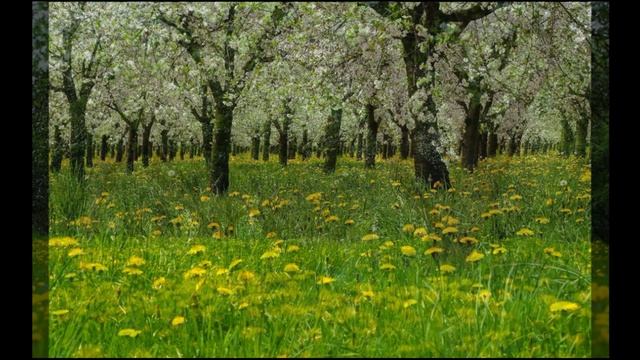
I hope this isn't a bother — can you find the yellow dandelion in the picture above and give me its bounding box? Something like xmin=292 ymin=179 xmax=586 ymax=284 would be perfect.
xmin=402 ymin=224 xmax=415 ymax=233
xmin=550 ymin=301 xmax=580 ymax=312
xmin=152 ymin=277 xmax=166 ymax=290
xmin=425 ymin=247 xmax=445 ymax=255
xmin=123 ymin=267 xmax=143 ymax=276
xmin=237 ymin=270 xmax=256 ymax=282
xmin=207 ymin=222 xmax=221 ymax=229
xmin=171 ymin=316 xmax=185 ymax=326
xmin=516 ymin=228 xmax=534 ymax=236
xmin=325 ymin=215 xmax=339 ymax=223
xmin=401 ymin=246 xmax=417 ymax=257
xmin=403 ymin=299 xmax=418 ymax=308
xmin=317 ymin=276 xmax=335 ymax=285
xmin=187 ymin=245 xmax=206 ymax=255
xmin=51 ymin=309 xmax=69 ymax=316
xmin=260 ymin=250 xmax=280 ymax=260
xmin=217 ymin=287 xmax=234 ymax=296
xmin=442 ymin=227 xmax=458 ymax=235
xmin=379 ymin=263 xmax=396 ymax=271
xmin=200 ymin=195 xmax=210 ymax=202
xmin=118 ymin=329 xmax=141 ymax=337
xmin=284 ymin=263 xmax=300 ymax=273
xmin=287 ymin=245 xmax=300 ymax=253
xmin=492 ymin=247 xmax=507 ymax=255
xmin=126 ymin=255 xmax=145 ymax=266
xmin=413 ymin=227 xmax=428 ymax=237
xmin=67 ymin=248 xmax=84 ymax=257
xmin=478 ymin=289 xmax=492 ymax=301
xmin=439 ymin=264 xmax=456 ymax=274
xmin=465 ymin=250 xmax=485 ymax=263
xmin=266 ymin=231 xmax=277 ymax=238
xmin=459 ymin=236 xmax=478 ymax=245
xmin=248 ymin=208 xmax=261 ymax=218
xmin=183 ymin=267 xmax=207 ymax=280
xmin=344 ymin=219 xmax=355 ymax=225
xmin=361 ymin=233 xmax=379 ymax=241
xmin=535 ymin=217 xmax=550 ymax=224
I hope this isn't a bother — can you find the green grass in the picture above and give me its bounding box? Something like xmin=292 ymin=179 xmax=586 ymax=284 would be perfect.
xmin=48 ymin=153 xmax=592 ymax=357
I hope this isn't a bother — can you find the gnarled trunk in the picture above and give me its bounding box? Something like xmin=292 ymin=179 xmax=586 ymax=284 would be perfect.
xmin=251 ymin=133 xmax=260 ymax=160
xmin=365 ymin=103 xmax=379 ymax=169
xmin=323 ymin=108 xmax=342 ymax=173
xmin=161 ymin=129 xmax=169 ymax=161
xmin=400 ymin=126 xmax=410 ymax=159
xmin=125 ymin=123 xmax=138 ymax=174
xmin=210 ymin=105 xmax=233 ymax=194
xmin=288 ymin=135 xmax=297 ymax=160
xmin=142 ymin=122 xmax=153 ymax=168
xmin=201 ymin=120 xmax=213 ymax=165
xmin=100 ymin=135 xmax=108 ymax=161
xmin=413 ymin=119 xmax=450 ymax=188
xmin=461 ymin=100 xmax=481 ymax=171
xmin=262 ymin=119 xmax=271 ymax=161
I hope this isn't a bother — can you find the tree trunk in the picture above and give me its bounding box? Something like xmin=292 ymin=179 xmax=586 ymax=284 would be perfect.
xmin=85 ymin=132 xmax=94 ymax=168
xmin=210 ymin=105 xmax=233 ymax=194
xmin=413 ymin=119 xmax=451 ymax=188
xmin=116 ymin=134 xmax=124 ymax=162
xmin=69 ymin=103 xmax=87 ymax=180
xmin=365 ymin=103 xmax=379 ymax=169
xmin=479 ymin=131 xmax=488 ymax=160
xmin=161 ymin=129 xmax=169 ymax=161
xmin=190 ymin=139 xmax=196 ymax=159
xmin=323 ymin=108 xmax=342 ymax=173
xmin=169 ymin=140 xmax=177 ymax=160
xmin=262 ymin=119 xmax=271 ymax=161
xmin=301 ymin=128 xmax=310 ymax=161
xmin=399 ymin=126 xmax=410 ymax=159
xmin=142 ymin=123 xmax=153 ymax=168
xmin=288 ymin=135 xmax=297 ymax=160
xmin=461 ymin=99 xmax=481 ymax=171
xmin=575 ymin=114 xmax=589 ymax=157
xmin=200 ymin=120 xmax=213 ymax=165
xmin=100 ymin=135 xmax=108 ymax=161
xmin=251 ymin=133 xmax=260 ymax=160
xmin=179 ymin=142 xmax=185 ymax=160
xmin=126 ymin=123 xmax=138 ymax=174
xmin=278 ymin=113 xmax=291 ymax=166
xmin=356 ymin=132 xmax=363 ymax=160
xmin=488 ymin=132 xmax=498 ymax=157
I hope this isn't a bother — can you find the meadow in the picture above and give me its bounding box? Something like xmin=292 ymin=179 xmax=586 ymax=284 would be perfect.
xmin=48 ymin=154 xmax=594 ymax=357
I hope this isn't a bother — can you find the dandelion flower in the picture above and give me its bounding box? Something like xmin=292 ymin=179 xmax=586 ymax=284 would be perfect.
xmin=317 ymin=276 xmax=335 ymax=285
xmin=284 ymin=263 xmax=300 ymax=273
xmin=413 ymin=227 xmax=428 ymax=237
xmin=237 ymin=270 xmax=256 ymax=282
xmin=126 ymin=255 xmax=145 ymax=266
xmin=51 ymin=309 xmax=69 ymax=316
xmin=442 ymin=227 xmax=458 ymax=235
xmin=550 ymin=301 xmax=580 ymax=312
xmin=123 ymin=267 xmax=143 ymax=276
xmin=516 ymin=228 xmax=534 ymax=236
xmin=325 ymin=215 xmax=339 ymax=223
xmin=478 ymin=289 xmax=491 ymax=301
xmin=200 ymin=195 xmax=210 ymax=202
xmin=439 ymin=264 xmax=456 ymax=274
xmin=535 ymin=217 xmax=550 ymax=224
xmin=402 ymin=224 xmax=415 ymax=233
xmin=379 ymin=263 xmax=396 ymax=271
xmin=217 ymin=287 xmax=234 ymax=296
xmin=172 ymin=316 xmax=185 ymax=326
xmin=248 ymin=208 xmax=261 ymax=218
xmin=425 ymin=247 xmax=445 ymax=255
xmin=67 ymin=248 xmax=84 ymax=257
xmin=344 ymin=219 xmax=355 ymax=225
xmin=260 ymin=250 xmax=280 ymax=259
xmin=492 ymin=247 xmax=507 ymax=255
xmin=118 ymin=329 xmax=141 ymax=337
xmin=459 ymin=237 xmax=478 ymax=245
xmin=401 ymin=246 xmax=417 ymax=257
xmin=183 ymin=267 xmax=207 ymax=279
xmin=187 ymin=245 xmax=206 ymax=255
xmin=361 ymin=233 xmax=379 ymax=241
xmin=287 ymin=245 xmax=300 ymax=253
xmin=361 ymin=290 xmax=375 ymax=298
xmin=152 ymin=277 xmax=166 ymax=290
xmin=465 ymin=250 xmax=485 ymax=262
xmin=403 ymin=299 xmax=418 ymax=308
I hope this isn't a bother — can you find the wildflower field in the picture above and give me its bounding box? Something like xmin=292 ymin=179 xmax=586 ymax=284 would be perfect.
xmin=47 ymin=154 xmax=595 ymax=357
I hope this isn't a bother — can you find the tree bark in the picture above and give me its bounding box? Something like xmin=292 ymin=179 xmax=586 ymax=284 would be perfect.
xmin=100 ymin=135 xmax=108 ymax=161
xmin=210 ymin=105 xmax=233 ymax=194
xmin=85 ymin=132 xmax=94 ymax=168
xmin=575 ymin=114 xmax=589 ymax=157
xmin=488 ymin=131 xmax=498 ymax=157
xmin=116 ymin=134 xmax=124 ymax=162
xmin=126 ymin=123 xmax=138 ymax=174
xmin=251 ymin=133 xmax=260 ymax=160
xmin=323 ymin=108 xmax=342 ymax=173
xmin=461 ymin=98 xmax=481 ymax=171
xmin=179 ymin=142 xmax=185 ymax=160
xmin=365 ymin=103 xmax=379 ymax=169
xmin=262 ymin=119 xmax=271 ymax=161
xmin=161 ymin=129 xmax=169 ymax=161
xmin=413 ymin=119 xmax=451 ymax=188
xmin=301 ymin=128 xmax=310 ymax=161
xmin=356 ymin=132 xmax=363 ymax=160
xmin=288 ymin=135 xmax=297 ymax=160
xmin=141 ymin=122 xmax=153 ymax=168
xmin=479 ymin=131 xmax=488 ymax=160
xmin=399 ymin=126 xmax=410 ymax=159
